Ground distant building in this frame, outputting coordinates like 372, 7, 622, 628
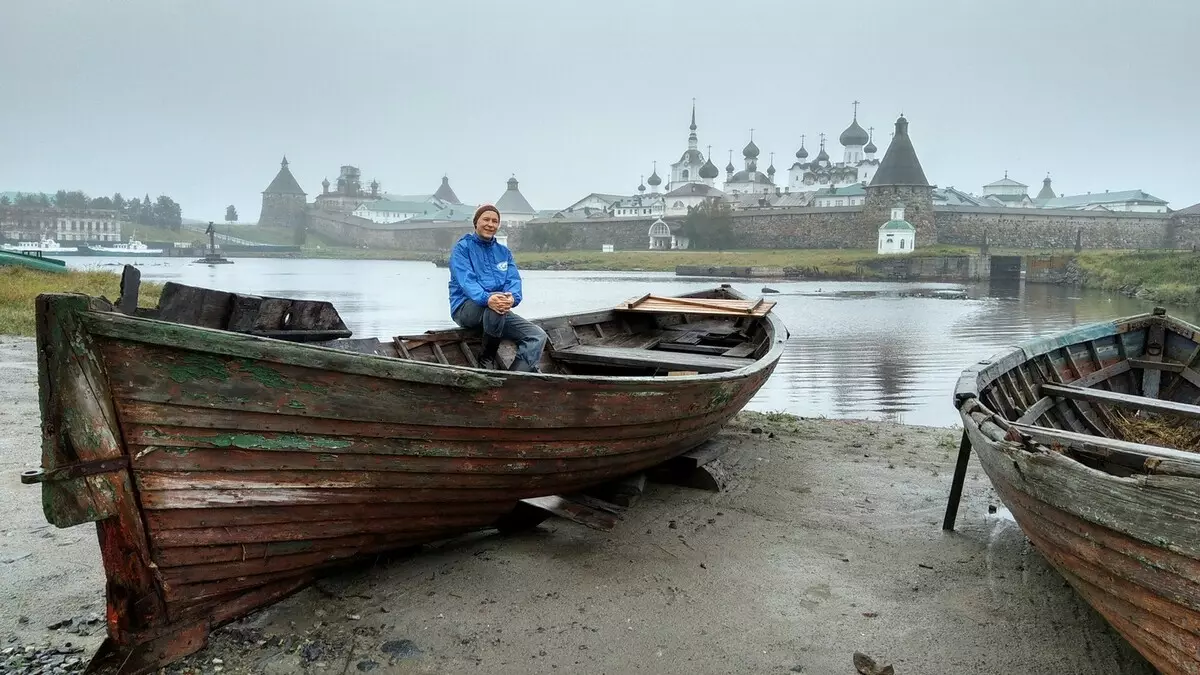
433, 175, 463, 205
314, 165, 377, 213
877, 202, 915, 254
788, 103, 881, 194
353, 199, 443, 224
1037, 189, 1168, 213
812, 183, 867, 208
864, 114, 935, 245
667, 103, 715, 192
723, 137, 775, 196
494, 176, 537, 228
981, 173, 1034, 207
257, 156, 307, 228
0, 206, 122, 243
648, 217, 688, 250
662, 183, 724, 217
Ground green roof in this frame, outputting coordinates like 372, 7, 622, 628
356, 199, 441, 214
1037, 190, 1167, 209
408, 204, 476, 223
817, 184, 866, 197
879, 219, 915, 231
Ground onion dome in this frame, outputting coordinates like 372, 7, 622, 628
321, 177, 330, 190
699, 158, 719, 179
743, 139, 760, 159
767, 164, 776, 177
725, 149, 735, 174
864, 139, 877, 154
796, 145, 809, 160
815, 146, 830, 163
839, 118, 870, 146
647, 164, 662, 187
638, 176, 646, 193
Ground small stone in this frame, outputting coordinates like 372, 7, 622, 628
212, 657, 223, 664
667, 521, 677, 529
988, 504, 998, 514
380, 639, 421, 659
47, 619, 72, 630
356, 660, 379, 672
347, 614, 361, 621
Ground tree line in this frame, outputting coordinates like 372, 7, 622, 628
0, 190, 184, 231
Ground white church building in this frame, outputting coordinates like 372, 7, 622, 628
877, 202, 916, 254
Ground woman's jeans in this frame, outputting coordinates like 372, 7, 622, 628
451, 300, 548, 372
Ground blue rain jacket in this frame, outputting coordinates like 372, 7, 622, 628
447, 232, 523, 314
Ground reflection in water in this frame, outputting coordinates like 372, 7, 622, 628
70, 257, 1199, 428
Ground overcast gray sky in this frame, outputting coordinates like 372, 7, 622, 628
4, 0, 1198, 222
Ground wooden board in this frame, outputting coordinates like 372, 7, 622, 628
620, 294, 774, 317
1040, 382, 1200, 421
554, 344, 755, 374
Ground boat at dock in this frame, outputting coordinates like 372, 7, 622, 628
84, 236, 164, 256
945, 307, 1200, 675
1, 238, 78, 254
27, 273, 784, 673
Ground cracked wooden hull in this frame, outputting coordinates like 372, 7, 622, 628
31, 286, 784, 673
955, 309, 1200, 674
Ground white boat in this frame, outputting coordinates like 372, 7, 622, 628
84, 237, 164, 256
0, 238, 79, 254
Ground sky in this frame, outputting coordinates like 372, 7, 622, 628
3, 0, 1198, 222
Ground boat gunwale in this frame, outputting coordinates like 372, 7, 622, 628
72, 287, 788, 389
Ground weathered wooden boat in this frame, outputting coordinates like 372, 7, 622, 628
0, 248, 67, 273
944, 307, 1200, 675
26, 271, 784, 673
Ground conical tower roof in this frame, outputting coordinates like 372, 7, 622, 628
495, 176, 536, 214
264, 156, 306, 195
434, 175, 462, 204
1036, 174, 1056, 200
869, 115, 929, 187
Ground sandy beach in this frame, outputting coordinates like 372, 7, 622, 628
0, 335, 1151, 674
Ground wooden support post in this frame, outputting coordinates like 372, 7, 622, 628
648, 440, 731, 492
1142, 319, 1166, 398
942, 431, 973, 531
117, 265, 140, 315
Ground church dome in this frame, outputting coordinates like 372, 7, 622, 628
742, 139, 760, 159
647, 169, 661, 186
816, 147, 830, 163
864, 139, 877, 154
839, 118, 870, 146
795, 145, 809, 160
767, 163, 776, 177
699, 158, 719, 179
729, 170, 773, 185
725, 158, 736, 173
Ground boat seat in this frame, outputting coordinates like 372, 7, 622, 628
553, 344, 755, 374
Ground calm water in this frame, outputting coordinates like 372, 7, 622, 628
66, 256, 1199, 428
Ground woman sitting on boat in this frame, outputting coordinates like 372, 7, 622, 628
447, 204, 548, 372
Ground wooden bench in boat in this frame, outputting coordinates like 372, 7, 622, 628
553, 344, 755, 374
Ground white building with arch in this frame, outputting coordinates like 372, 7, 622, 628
877, 202, 915, 254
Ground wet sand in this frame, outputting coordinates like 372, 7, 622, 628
0, 336, 1152, 674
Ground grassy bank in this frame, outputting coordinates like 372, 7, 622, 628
510, 246, 986, 274
0, 268, 162, 337
1073, 250, 1200, 306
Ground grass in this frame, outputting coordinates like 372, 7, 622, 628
1074, 250, 1200, 306
509, 245, 986, 274
0, 267, 162, 337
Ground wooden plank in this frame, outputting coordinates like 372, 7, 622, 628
1040, 382, 1200, 421
117, 265, 140, 315
247, 329, 353, 341
620, 294, 775, 317
518, 495, 621, 531
655, 343, 731, 356
431, 342, 450, 365
253, 298, 292, 330
1067, 359, 1132, 389
554, 344, 754, 374
1129, 359, 1186, 373
1016, 396, 1058, 425
622, 293, 651, 310
393, 337, 413, 360
722, 342, 758, 358
1007, 421, 1200, 465
284, 300, 343, 331
226, 294, 264, 332
459, 341, 479, 368
1143, 323, 1166, 398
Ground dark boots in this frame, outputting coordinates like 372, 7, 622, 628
477, 333, 501, 370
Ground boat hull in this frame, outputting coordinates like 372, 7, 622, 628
0, 249, 67, 273
955, 311, 1200, 675
32, 289, 783, 673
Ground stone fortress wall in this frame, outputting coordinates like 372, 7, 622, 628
313, 204, 1182, 253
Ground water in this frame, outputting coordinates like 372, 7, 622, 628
66, 256, 1199, 428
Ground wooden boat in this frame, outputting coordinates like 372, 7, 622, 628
944, 307, 1200, 675
0, 248, 67, 273
26, 271, 784, 673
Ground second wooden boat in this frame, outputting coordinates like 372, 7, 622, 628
944, 307, 1200, 675
27, 273, 785, 673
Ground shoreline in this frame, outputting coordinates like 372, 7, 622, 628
0, 335, 1152, 674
